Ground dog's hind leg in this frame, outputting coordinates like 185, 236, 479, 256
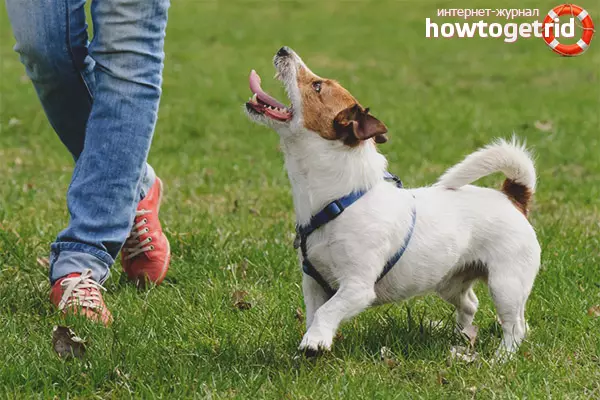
487, 258, 537, 361
452, 287, 479, 337
299, 281, 376, 355
489, 284, 528, 360
438, 279, 480, 340
302, 274, 329, 329
437, 262, 485, 340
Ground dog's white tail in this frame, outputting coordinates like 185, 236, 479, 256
436, 138, 536, 215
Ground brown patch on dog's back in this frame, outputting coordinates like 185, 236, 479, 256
502, 179, 532, 217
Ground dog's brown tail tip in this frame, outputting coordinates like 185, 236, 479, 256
502, 178, 533, 217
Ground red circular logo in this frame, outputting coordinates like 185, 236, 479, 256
543, 4, 595, 56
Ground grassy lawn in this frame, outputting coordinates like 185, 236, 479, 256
1, 0, 599, 398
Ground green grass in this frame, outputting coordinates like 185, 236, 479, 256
1, 0, 600, 398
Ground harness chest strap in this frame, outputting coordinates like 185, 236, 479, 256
297, 173, 416, 296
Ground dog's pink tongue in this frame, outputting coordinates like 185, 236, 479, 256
249, 70, 287, 109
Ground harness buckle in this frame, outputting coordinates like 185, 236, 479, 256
324, 200, 345, 219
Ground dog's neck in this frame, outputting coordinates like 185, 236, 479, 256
280, 131, 387, 226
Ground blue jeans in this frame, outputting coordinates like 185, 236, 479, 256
5, 0, 170, 284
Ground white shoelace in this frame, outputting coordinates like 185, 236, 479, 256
123, 209, 155, 260
58, 269, 106, 311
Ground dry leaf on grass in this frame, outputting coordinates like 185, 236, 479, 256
380, 346, 399, 369
232, 290, 252, 310
52, 326, 86, 359
587, 305, 600, 317
534, 120, 553, 132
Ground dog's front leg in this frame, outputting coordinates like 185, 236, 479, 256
299, 281, 376, 355
302, 274, 330, 329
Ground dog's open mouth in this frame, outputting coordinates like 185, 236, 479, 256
246, 70, 292, 122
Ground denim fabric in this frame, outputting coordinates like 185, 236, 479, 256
6, 0, 169, 283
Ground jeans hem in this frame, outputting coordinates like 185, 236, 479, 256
50, 242, 114, 284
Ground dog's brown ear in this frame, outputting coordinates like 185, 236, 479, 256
333, 104, 388, 145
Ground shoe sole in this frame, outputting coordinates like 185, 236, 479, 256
153, 178, 170, 285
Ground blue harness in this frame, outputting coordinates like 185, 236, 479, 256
297, 172, 417, 297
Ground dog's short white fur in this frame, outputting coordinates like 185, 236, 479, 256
246, 48, 541, 359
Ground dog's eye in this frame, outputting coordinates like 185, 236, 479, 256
312, 81, 322, 93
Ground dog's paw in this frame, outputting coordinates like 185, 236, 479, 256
298, 330, 332, 357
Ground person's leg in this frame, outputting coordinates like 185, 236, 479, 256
5, 0, 94, 159
5, 0, 158, 284
51, 0, 170, 284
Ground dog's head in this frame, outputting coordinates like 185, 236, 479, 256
245, 47, 388, 146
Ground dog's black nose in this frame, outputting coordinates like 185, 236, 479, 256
277, 46, 290, 57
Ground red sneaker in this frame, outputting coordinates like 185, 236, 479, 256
121, 177, 171, 286
50, 269, 113, 326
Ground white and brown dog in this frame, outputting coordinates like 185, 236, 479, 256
245, 47, 540, 359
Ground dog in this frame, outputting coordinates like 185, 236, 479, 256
245, 46, 541, 359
